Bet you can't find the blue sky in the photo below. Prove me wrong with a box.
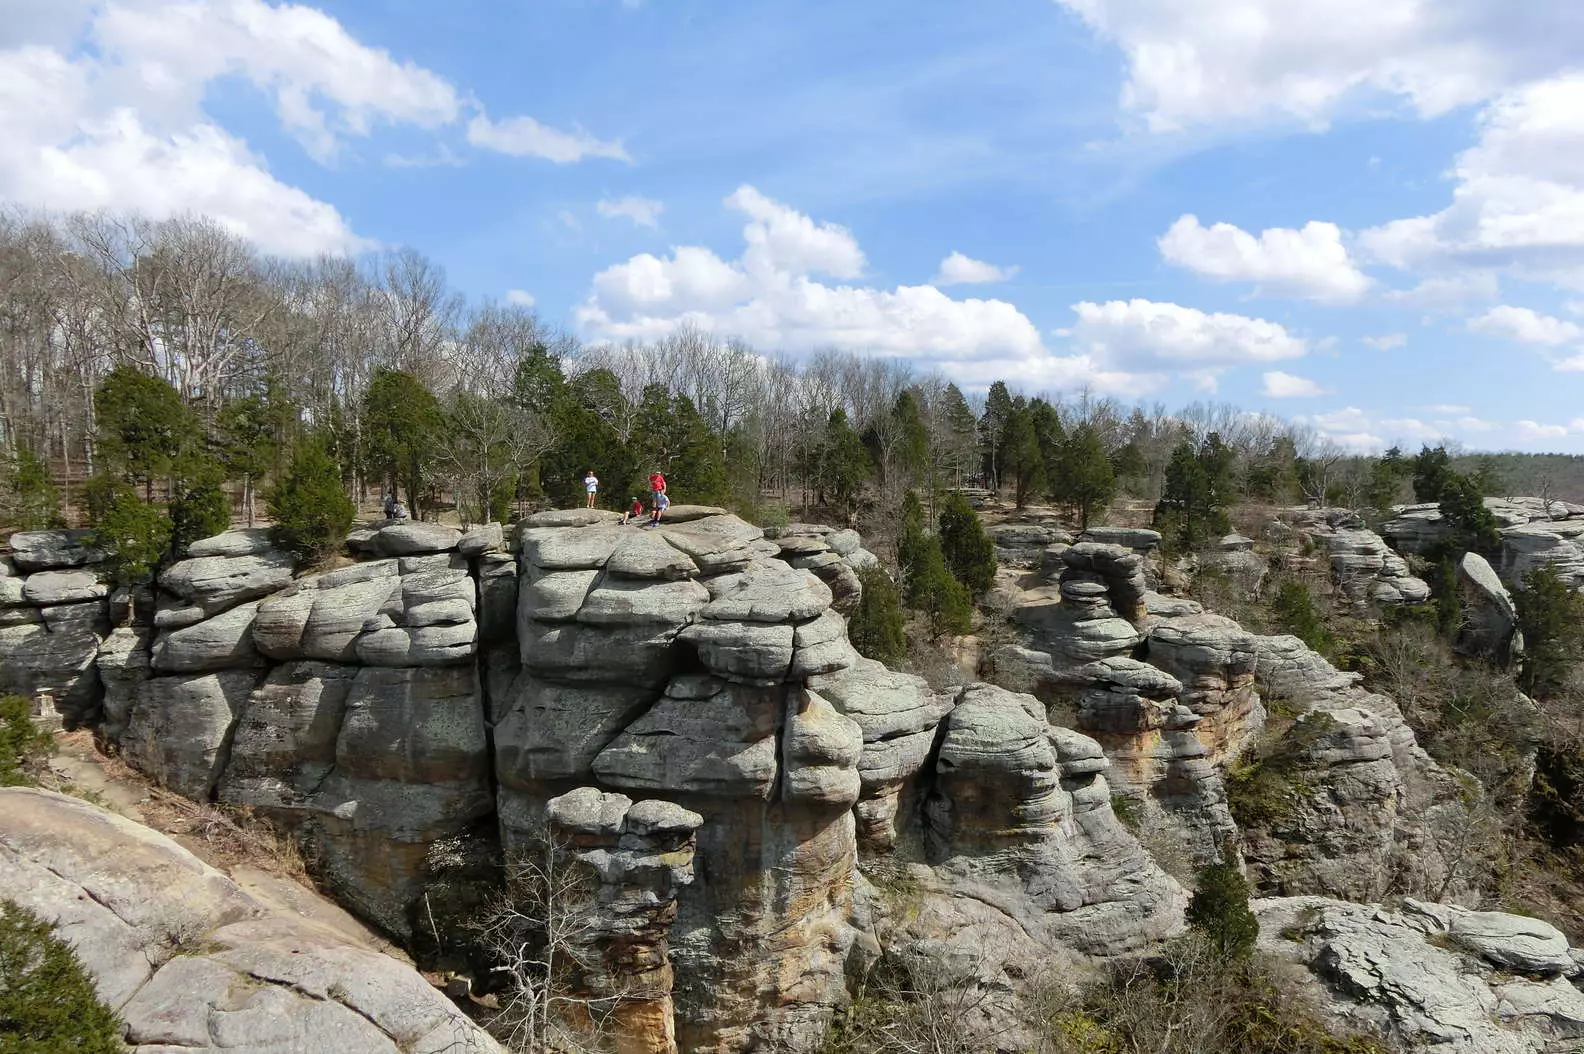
[5,0,1584,451]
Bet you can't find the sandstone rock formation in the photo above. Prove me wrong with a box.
[0,787,503,1054]
[1382,496,1584,589]
[1454,551,1521,660]
[0,533,114,726]
[1276,510,1429,610]
[1257,896,1584,1054]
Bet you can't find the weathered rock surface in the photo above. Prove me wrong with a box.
[9,527,106,571]
[1455,551,1520,660]
[1257,896,1584,1054]
[547,788,703,1054]
[0,788,503,1053]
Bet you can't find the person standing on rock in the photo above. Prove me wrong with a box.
[648,470,666,512]
[584,469,599,508]
[646,489,670,527]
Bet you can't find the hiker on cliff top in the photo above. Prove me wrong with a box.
[622,496,643,525]
[646,489,670,527]
[584,469,599,508]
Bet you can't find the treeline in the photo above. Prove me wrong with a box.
[5,207,1584,549]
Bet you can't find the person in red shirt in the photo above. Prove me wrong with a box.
[622,496,643,525]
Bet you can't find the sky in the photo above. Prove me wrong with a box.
[4,0,1584,453]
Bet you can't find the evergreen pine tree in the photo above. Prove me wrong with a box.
[0,900,123,1053]
[937,489,997,598]
[848,565,907,665]
[1514,564,1584,696]
[1001,399,1044,508]
[1186,846,1259,961]
[0,446,64,531]
[979,381,1015,492]
[94,366,201,499]
[1054,423,1115,529]
[216,388,289,527]
[267,438,355,562]
[822,409,873,521]
[87,476,172,586]
[363,368,443,517]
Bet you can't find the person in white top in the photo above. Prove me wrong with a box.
[584,469,599,508]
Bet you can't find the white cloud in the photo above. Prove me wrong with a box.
[1158,215,1371,301]
[506,289,536,307]
[1468,305,1584,345]
[933,251,1019,286]
[0,46,363,255]
[0,0,624,256]
[1055,0,1584,132]
[1419,403,1472,415]
[577,185,1122,390]
[726,185,867,280]
[1383,271,1500,310]
[596,195,664,228]
[1514,420,1572,441]
[1065,298,1309,371]
[1363,333,1407,350]
[1361,74,1584,286]
[466,113,629,164]
[1260,371,1331,398]
[1299,406,1442,451]
[93,0,461,162]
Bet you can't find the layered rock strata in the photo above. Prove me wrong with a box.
[0,788,504,1054]
[1256,896,1584,1054]
[0,530,112,725]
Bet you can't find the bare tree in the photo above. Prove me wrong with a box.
[476,841,615,1054]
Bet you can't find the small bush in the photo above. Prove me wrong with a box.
[1187,847,1259,961]
[1271,581,1333,656]
[0,900,123,1053]
[0,446,64,532]
[168,479,231,555]
[936,490,997,599]
[0,696,53,788]
[266,438,355,562]
[849,565,907,665]
[86,477,171,586]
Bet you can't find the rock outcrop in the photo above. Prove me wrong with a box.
[0,532,113,726]
[0,788,503,1054]
[1454,551,1521,660]
[1382,496,1584,589]
[1257,896,1584,1054]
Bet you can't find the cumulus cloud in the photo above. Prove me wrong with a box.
[577,185,1125,389]
[1363,333,1407,350]
[1065,298,1309,371]
[0,0,624,256]
[1467,305,1584,345]
[1158,215,1371,301]
[506,289,536,307]
[93,0,460,162]
[1055,0,1584,132]
[933,251,1019,285]
[1260,371,1331,398]
[1361,75,1584,286]
[596,195,664,228]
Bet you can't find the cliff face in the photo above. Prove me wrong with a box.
[7,509,1180,1054]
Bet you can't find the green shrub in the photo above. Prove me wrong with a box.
[267,438,354,562]
[1271,581,1332,655]
[1513,563,1584,697]
[168,479,231,555]
[1225,712,1335,831]
[848,565,907,665]
[0,696,53,788]
[1187,847,1259,961]
[0,446,64,532]
[936,490,996,599]
[0,900,122,1053]
[86,476,171,586]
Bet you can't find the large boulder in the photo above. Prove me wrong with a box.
[0,788,504,1054]
[1257,896,1584,1054]
[1455,551,1520,660]
[8,528,105,571]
